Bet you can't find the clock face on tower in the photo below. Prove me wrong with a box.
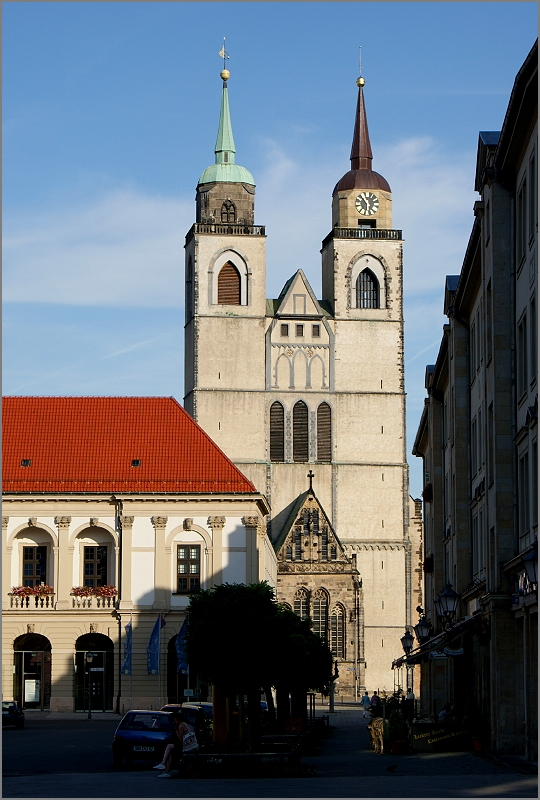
[356,192,379,216]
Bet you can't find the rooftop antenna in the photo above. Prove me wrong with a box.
[218,37,230,81]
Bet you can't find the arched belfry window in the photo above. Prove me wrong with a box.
[330,605,346,659]
[221,201,236,223]
[218,261,241,305]
[269,402,285,462]
[293,401,309,463]
[313,589,329,641]
[294,587,309,620]
[317,403,331,462]
[356,268,380,309]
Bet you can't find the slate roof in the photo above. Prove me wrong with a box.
[2,396,257,495]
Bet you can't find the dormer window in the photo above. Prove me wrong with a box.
[223,152,228,163]
[312,324,320,338]
[296,324,304,338]
[280,324,289,337]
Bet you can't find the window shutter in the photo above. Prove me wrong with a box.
[356,268,380,308]
[293,401,309,462]
[269,402,285,462]
[218,262,241,304]
[317,403,331,462]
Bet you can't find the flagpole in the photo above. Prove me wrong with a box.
[158,621,161,709]
[129,613,132,710]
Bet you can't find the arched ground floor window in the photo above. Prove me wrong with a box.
[13,633,52,711]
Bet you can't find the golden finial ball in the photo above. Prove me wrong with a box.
[356,76,365,87]
[220,69,230,81]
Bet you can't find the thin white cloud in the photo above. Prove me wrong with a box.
[3,135,476,318]
[3,189,192,307]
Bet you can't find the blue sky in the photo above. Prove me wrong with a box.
[3,2,537,496]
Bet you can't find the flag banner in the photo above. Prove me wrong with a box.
[147,615,166,675]
[176,617,189,674]
[121,617,132,675]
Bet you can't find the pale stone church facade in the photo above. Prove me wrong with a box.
[184,70,417,694]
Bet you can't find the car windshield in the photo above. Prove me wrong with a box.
[120,713,171,731]
[2,702,17,711]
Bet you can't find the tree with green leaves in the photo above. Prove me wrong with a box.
[186,582,332,748]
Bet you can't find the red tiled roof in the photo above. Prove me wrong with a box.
[2,396,257,495]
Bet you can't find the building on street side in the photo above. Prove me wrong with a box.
[408,40,537,761]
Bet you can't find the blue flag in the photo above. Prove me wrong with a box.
[147,615,166,675]
[121,617,132,675]
[176,617,189,674]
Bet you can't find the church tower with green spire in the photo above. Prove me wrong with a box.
[184,66,413,697]
[184,69,268,445]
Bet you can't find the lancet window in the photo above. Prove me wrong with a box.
[293,587,309,620]
[217,261,241,305]
[356,268,380,309]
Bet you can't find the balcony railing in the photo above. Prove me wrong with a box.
[71,596,116,609]
[322,227,403,248]
[186,223,266,243]
[9,594,55,610]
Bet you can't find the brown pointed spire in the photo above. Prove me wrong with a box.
[350,78,373,171]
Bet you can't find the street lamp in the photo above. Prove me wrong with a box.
[413,615,431,644]
[86,652,95,720]
[401,630,414,655]
[523,541,538,589]
[435,583,459,628]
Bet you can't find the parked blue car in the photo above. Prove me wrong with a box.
[2,701,24,729]
[112,710,175,768]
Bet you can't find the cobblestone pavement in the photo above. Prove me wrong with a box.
[3,703,537,798]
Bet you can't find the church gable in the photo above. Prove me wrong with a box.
[274,270,323,318]
[275,492,348,566]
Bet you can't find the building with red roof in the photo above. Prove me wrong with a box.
[2,396,273,713]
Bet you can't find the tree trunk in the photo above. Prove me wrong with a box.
[212,683,227,745]
[247,688,261,752]
[263,684,276,727]
[276,685,290,730]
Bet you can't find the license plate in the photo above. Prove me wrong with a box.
[133,746,154,752]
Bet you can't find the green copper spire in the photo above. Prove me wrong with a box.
[214,82,236,164]
[198,71,255,186]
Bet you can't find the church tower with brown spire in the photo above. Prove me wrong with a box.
[185,67,412,696]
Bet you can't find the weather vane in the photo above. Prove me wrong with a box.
[218,37,231,81]
[219,38,230,68]
[357,45,365,87]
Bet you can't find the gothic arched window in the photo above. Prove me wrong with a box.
[330,605,346,659]
[293,401,309,462]
[317,403,332,462]
[356,268,380,309]
[269,402,285,462]
[217,261,241,305]
[221,201,236,223]
[313,589,329,641]
[293,587,309,620]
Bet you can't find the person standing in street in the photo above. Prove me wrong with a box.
[361,691,371,718]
